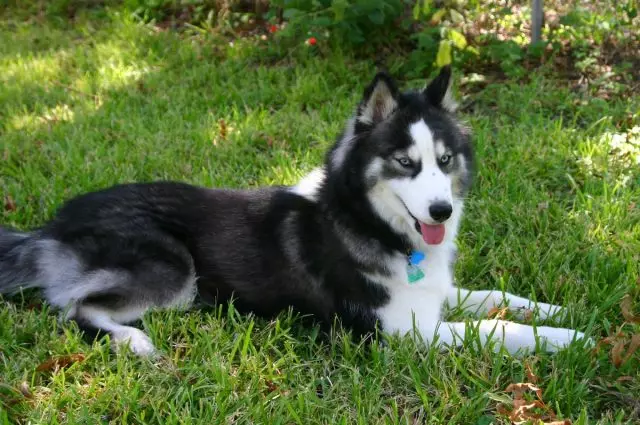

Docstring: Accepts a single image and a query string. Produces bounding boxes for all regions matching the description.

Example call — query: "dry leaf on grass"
[593,330,640,368]
[218,119,227,140]
[611,339,627,367]
[592,331,624,354]
[36,353,86,372]
[4,195,16,212]
[504,382,543,400]
[264,380,279,393]
[591,294,640,367]
[525,361,539,384]
[488,306,510,320]
[612,334,640,368]
[522,308,535,323]
[18,382,32,399]
[621,295,640,324]
[497,377,572,424]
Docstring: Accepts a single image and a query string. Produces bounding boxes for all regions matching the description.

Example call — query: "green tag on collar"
[407,264,425,284]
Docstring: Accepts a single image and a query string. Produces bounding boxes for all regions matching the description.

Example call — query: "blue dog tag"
[409,251,425,265]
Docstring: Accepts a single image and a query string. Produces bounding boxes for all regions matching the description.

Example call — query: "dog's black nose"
[429,202,452,222]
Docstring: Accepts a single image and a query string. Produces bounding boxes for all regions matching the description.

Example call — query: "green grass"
[1,6,639,425]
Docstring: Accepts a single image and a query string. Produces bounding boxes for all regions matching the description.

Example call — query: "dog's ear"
[423,65,457,113]
[356,72,400,126]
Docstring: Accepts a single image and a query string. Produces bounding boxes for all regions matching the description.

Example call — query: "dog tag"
[407,251,425,284]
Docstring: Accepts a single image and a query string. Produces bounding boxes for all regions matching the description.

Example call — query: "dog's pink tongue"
[420,223,445,245]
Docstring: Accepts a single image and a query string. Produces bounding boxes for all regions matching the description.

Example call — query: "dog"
[0,67,587,356]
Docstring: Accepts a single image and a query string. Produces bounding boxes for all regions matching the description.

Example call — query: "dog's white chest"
[373,247,454,334]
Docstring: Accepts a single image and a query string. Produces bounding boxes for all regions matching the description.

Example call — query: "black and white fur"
[0,67,587,355]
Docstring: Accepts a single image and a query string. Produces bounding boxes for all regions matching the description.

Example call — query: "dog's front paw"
[536,326,590,352]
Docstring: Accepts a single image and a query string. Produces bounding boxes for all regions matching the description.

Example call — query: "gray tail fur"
[0,226,41,294]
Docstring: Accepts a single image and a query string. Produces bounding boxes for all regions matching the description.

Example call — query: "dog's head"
[326,67,473,248]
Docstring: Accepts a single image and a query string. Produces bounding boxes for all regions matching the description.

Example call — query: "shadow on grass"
[1,15,361,209]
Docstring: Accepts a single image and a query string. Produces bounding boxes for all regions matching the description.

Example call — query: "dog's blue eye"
[397,157,412,167]
[439,154,452,165]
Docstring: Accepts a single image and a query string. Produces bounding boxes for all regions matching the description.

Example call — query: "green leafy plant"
[266,0,410,46]
[403,4,478,79]
[484,38,525,77]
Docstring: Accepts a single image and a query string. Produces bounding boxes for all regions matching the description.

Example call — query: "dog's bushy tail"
[0,226,41,294]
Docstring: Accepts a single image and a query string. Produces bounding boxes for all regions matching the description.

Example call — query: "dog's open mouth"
[398,197,446,245]
[413,220,445,245]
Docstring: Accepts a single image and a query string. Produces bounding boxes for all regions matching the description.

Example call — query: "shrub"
[266,0,411,46]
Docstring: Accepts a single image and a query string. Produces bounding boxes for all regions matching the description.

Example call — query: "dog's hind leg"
[446,287,565,320]
[73,304,158,355]
[51,248,197,356]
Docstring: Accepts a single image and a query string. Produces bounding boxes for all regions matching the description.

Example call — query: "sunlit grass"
[1,5,639,425]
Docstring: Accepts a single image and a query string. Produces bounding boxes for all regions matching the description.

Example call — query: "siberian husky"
[0,67,587,355]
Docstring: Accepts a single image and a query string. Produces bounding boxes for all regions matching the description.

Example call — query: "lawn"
[1,3,639,424]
